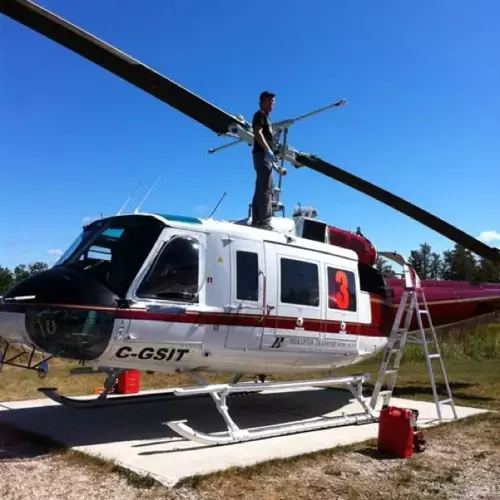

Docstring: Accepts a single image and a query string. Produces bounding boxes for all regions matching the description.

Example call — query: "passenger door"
[262,242,323,350]
[224,237,266,350]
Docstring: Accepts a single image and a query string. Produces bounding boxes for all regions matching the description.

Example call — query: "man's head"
[259,91,275,114]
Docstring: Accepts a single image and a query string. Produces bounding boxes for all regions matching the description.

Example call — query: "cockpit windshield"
[54,215,166,297]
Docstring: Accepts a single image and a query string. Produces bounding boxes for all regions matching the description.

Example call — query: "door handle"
[259,270,269,322]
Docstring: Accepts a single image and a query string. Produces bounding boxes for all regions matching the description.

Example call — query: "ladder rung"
[385,369,398,375]
[428,353,441,359]
[378,390,392,397]
[418,309,429,314]
[439,399,452,405]
[408,338,435,345]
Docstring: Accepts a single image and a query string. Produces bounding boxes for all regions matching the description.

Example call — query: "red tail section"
[382,278,500,333]
[325,231,499,336]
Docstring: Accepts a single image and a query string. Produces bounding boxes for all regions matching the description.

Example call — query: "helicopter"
[1,0,500,445]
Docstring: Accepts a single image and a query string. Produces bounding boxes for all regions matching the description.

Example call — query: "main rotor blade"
[0,0,242,135]
[5,1,497,264]
[295,153,500,263]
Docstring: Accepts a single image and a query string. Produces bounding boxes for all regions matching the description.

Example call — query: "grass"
[1,320,500,499]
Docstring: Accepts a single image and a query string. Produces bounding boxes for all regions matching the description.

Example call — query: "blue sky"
[1,0,499,269]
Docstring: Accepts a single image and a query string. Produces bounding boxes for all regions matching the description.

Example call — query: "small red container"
[378,406,414,458]
[115,370,141,394]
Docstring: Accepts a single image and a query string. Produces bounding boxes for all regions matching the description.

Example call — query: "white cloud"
[82,215,98,225]
[478,230,500,244]
[46,249,63,258]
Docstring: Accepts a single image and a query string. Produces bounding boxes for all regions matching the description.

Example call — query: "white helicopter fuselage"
[0,212,389,375]
[88,213,388,375]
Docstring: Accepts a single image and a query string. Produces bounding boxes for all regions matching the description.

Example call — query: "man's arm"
[252,112,272,152]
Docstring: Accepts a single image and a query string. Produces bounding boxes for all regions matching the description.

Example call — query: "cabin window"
[280,258,319,307]
[136,236,199,303]
[358,263,388,298]
[327,266,357,311]
[236,251,259,301]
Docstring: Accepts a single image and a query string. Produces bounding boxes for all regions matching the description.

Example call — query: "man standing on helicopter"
[251,91,276,230]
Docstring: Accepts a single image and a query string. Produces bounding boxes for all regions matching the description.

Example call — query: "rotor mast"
[208,99,347,217]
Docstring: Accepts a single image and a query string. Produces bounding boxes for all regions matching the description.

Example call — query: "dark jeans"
[251,152,274,228]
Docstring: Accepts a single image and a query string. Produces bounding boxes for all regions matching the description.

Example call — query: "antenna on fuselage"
[117,180,142,215]
[208,191,227,219]
[133,176,162,214]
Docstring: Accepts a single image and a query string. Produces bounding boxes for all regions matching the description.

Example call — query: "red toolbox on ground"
[377,406,416,458]
[115,370,141,394]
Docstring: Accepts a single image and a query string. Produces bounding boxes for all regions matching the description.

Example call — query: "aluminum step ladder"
[369,252,458,423]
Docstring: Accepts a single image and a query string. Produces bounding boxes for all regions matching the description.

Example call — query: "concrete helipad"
[0,387,488,486]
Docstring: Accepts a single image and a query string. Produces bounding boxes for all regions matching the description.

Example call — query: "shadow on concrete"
[0,422,57,461]
[0,388,357,457]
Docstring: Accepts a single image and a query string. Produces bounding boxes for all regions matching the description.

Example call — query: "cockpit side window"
[136,236,200,303]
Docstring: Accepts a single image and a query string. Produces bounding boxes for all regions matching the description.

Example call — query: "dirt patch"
[184,412,500,500]
[2,414,500,500]
[0,423,194,500]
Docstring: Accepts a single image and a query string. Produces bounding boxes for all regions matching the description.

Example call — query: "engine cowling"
[328,226,377,266]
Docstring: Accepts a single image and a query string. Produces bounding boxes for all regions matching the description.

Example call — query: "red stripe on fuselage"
[13,300,386,337]
[16,289,500,340]
[114,308,386,337]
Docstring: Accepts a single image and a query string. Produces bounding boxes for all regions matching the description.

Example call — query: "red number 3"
[335,270,350,310]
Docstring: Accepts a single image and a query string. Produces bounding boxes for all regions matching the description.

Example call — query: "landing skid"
[166,373,378,445]
[38,371,264,409]
[37,370,378,445]
[38,386,202,408]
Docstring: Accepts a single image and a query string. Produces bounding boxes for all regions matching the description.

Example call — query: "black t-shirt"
[252,109,273,154]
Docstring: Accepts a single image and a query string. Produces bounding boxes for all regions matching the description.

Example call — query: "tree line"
[376,242,500,282]
[1,241,499,296]
[0,262,49,295]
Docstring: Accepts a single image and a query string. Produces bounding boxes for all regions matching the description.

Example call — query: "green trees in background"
[0,262,49,295]
[376,242,500,282]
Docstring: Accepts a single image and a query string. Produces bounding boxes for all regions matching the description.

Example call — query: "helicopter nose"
[1,266,118,361]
